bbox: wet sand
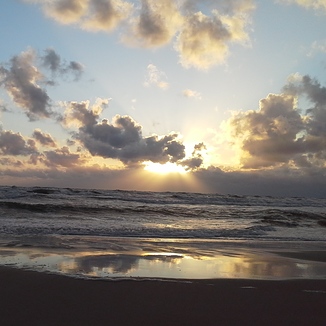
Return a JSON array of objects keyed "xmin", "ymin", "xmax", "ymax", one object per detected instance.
[{"xmin": 1, "ymin": 266, "xmax": 326, "ymax": 326}]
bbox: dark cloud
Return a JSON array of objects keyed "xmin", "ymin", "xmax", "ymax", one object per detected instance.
[
  {"xmin": 0, "ymin": 128, "xmax": 37, "ymax": 156},
  {"xmin": 194, "ymin": 166, "xmax": 326, "ymax": 198},
  {"xmin": 42, "ymin": 146, "xmax": 83, "ymax": 167},
  {"xmin": 0, "ymin": 157, "xmax": 24, "ymax": 167},
  {"xmin": 63, "ymin": 100, "xmax": 188, "ymax": 165},
  {"xmin": 1, "ymin": 162, "xmax": 325, "ymax": 198},
  {"xmin": 41, "ymin": 48, "xmax": 61, "ymax": 72},
  {"xmin": 283, "ymin": 75, "xmax": 326, "ymax": 137},
  {"xmin": 180, "ymin": 142, "xmax": 206, "ymax": 170},
  {"xmin": 0, "ymin": 49, "xmax": 52, "ymax": 121},
  {"xmin": 32, "ymin": 129, "xmax": 57, "ymax": 148},
  {"xmin": 41, "ymin": 48, "xmax": 84, "ymax": 81},
  {"xmin": 0, "ymin": 48, "xmax": 84, "ymax": 120}
]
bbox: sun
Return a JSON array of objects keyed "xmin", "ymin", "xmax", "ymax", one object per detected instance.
[{"xmin": 143, "ymin": 161, "xmax": 188, "ymax": 174}]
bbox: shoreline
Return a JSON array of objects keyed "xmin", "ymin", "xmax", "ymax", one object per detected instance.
[
  {"xmin": 1, "ymin": 266, "xmax": 326, "ymax": 326},
  {"xmin": 1, "ymin": 237, "xmax": 326, "ymax": 280}
]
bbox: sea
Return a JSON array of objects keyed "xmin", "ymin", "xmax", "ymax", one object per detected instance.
[{"xmin": 0, "ymin": 185, "xmax": 326, "ymax": 280}]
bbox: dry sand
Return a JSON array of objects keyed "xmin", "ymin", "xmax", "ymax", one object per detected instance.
[{"xmin": 1, "ymin": 266, "xmax": 326, "ymax": 326}]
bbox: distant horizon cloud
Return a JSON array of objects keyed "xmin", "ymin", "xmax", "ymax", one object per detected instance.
[{"xmin": 1, "ymin": 162, "xmax": 325, "ymax": 198}]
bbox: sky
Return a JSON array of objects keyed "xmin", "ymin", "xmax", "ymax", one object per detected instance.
[{"xmin": 1, "ymin": 0, "xmax": 326, "ymax": 197}]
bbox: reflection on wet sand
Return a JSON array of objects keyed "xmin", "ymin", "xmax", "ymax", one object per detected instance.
[{"xmin": 1, "ymin": 244, "xmax": 326, "ymax": 280}]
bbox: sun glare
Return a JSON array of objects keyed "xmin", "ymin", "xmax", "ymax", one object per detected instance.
[{"xmin": 143, "ymin": 162, "xmax": 188, "ymax": 174}]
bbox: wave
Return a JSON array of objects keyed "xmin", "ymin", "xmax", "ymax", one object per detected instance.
[
  {"xmin": 259, "ymin": 209, "xmax": 326, "ymax": 227},
  {"xmin": 1, "ymin": 200, "xmax": 325, "ymax": 226}
]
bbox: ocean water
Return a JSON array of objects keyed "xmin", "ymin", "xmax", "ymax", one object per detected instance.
[{"xmin": 0, "ymin": 185, "xmax": 326, "ymax": 280}]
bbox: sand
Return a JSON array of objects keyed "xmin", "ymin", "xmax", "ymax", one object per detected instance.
[{"xmin": 1, "ymin": 266, "xmax": 326, "ymax": 326}]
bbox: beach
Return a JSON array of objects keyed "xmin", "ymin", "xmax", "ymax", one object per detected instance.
[
  {"xmin": 1, "ymin": 266, "xmax": 326, "ymax": 326},
  {"xmin": 1, "ymin": 187, "xmax": 326, "ymax": 325}
]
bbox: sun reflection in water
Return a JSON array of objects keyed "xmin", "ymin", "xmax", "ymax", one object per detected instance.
[{"xmin": 1, "ymin": 245, "xmax": 326, "ymax": 280}]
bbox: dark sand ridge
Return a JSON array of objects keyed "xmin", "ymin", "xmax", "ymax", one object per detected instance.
[{"xmin": 1, "ymin": 266, "xmax": 326, "ymax": 326}]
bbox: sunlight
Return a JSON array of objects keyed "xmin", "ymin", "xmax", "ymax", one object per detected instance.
[{"xmin": 143, "ymin": 161, "xmax": 188, "ymax": 174}]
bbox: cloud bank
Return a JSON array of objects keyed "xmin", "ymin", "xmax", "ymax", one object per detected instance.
[
  {"xmin": 0, "ymin": 48, "xmax": 205, "ymax": 172},
  {"xmin": 24, "ymin": 0, "xmax": 254, "ymax": 69},
  {"xmin": 1, "ymin": 47, "xmax": 326, "ymax": 197}
]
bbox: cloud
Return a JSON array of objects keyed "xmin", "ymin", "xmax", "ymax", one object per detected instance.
[
  {"xmin": 43, "ymin": 0, "xmax": 88, "ymax": 24},
  {"xmin": 0, "ymin": 125, "xmax": 86, "ymax": 169},
  {"xmin": 180, "ymin": 142, "xmax": 207, "ymax": 171},
  {"xmin": 278, "ymin": 0, "xmax": 326, "ymax": 12},
  {"xmin": 175, "ymin": 9, "xmax": 251, "ymax": 69},
  {"xmin": 0, "ymin": 48, "xmax": 84, "ymax": 120},
  {"xmin": 194, "ymin": 165, "xmax": 326, "ymax": 198},
  {"xmin": 0, "ymin": 49, "xmax": 52, "ymax": 121},
  {"xmin": 29, "ymin": 0, "xmax": 132, "ymax": 31},
  {"xmin": 61, "ymin": 99, "xmax": 191, "ymax": 166},
  {"xmin": 42, "ymin": 146, "xmax": 84, "ymax": 167},
  {"xmin": 0, "ymin": 128, "xmax": 37, "ymax": 156},
  {"xmin": 1, "ymin": 159, "xmax": 325, "ymax": 197},
  {"xmin": 0, "ymin": 86, "xmax": 205, "ymax": 171},
  {"xmin": 227, "ymin": 75, "xmax": 326, "ymax": 169},
  {"xmin": 307, "ymin": 40, "xmax": 326, "ymax": 56},
  {"xmin": 143, "ymin": 64, "xmax": 169, "ymax": 89},
  {"xmin": 82, "ymin": 0, "xmax": 133, "ymax": 32},
  {"xmin": 25, "ymin": 0, "xmax": 254, "ymax": 70},
  {"xmin": 0, "ymin": 157, "xmax": 24, "ymax": 167},
  {"xmin": 0, "ymin": 100, "xmax": 8, "ymax": 113},
  {"xmin": 182, "ymin": 89, "xmax": 202, "ymax": 100},
  {"xmin": 122, "ymin": 0, "xmax": 182, "ymax": 47},
  {"xmin": 62, "ymin": 98, "xmax": 109, "ymax": 127},
  {"xmin": 33, "ymin": 129, "xmax": 57, "ymax": 148},
  {"xmin": 41, "ymin": 48, "xmax": 84, "ymax": 81}
]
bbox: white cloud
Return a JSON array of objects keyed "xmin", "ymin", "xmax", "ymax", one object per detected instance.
[
  {"xmin": 307, "ymin": 40, "xmax": 326, "ymax": 56},
  {"xmin": 175, "ymin": 9, "xmax": 251, "ymax": 69},
  {"xmin": 278, "ymin": 0, "xmax": 326, "ymax": 12},
  {"xmin": 143, "ymin": 64, "xmax": 169, "ymax": 89},
  {"xmin": 182, "ymin": 89, "xmax": 202, "ymax": 100}
]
